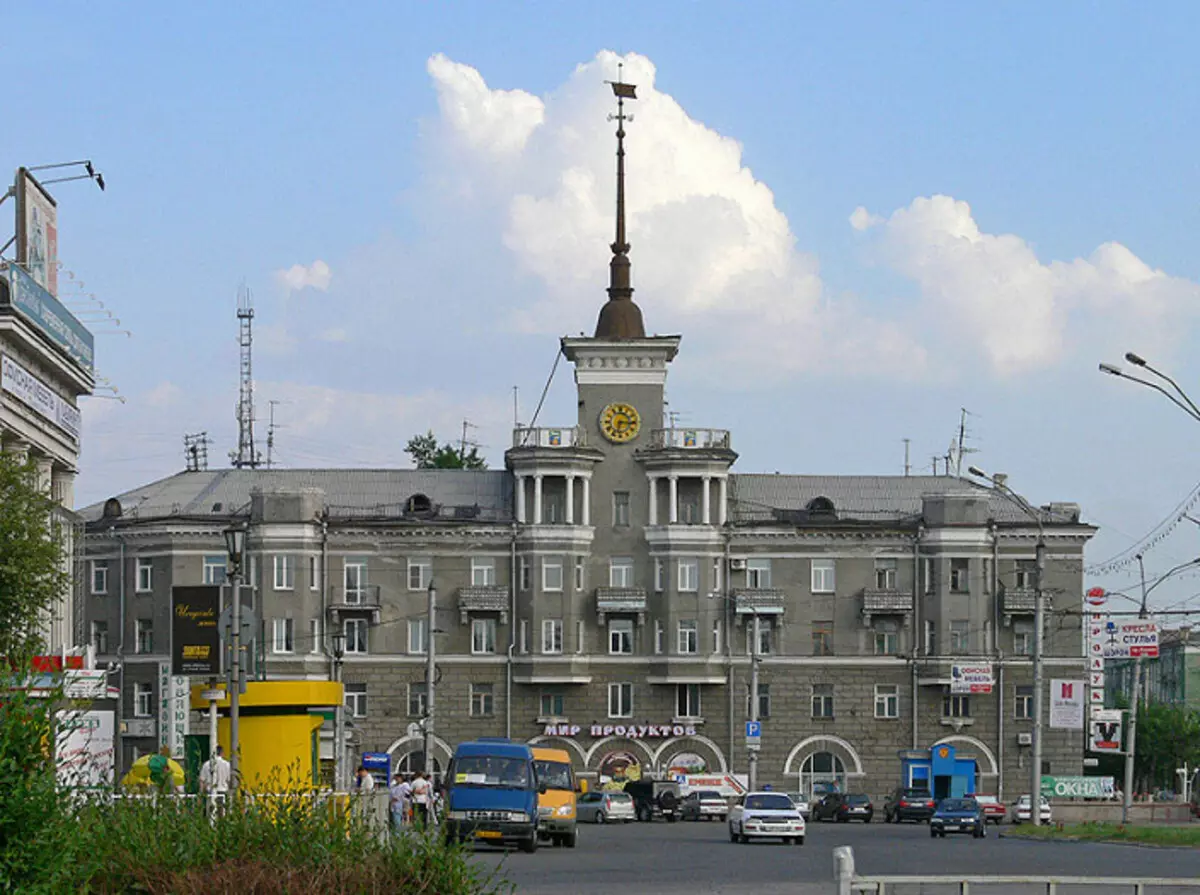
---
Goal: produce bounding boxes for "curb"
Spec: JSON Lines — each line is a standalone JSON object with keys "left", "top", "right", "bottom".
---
{"left": 999, "top": 831, "right": 1200, "bottom": 850}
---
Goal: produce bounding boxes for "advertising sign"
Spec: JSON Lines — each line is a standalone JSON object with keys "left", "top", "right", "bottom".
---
{"left": 676, "top": 773, "right": 747, "bottom": 797}
{"left": 168, "top": 676, "right": 190, "bottom": 758}
{"left": 158, "top": 662, "right": 171, "bottom": 751}
{"left": 1049, "top": 680, "right": 1085, "bottom": 730}
{"left": 1090, "top": 709, "right": 1123, "bottom": 753}
{"left": 1040, "top": 775, "right": 1114, "bottom": 799}
{"left": 362, "top": 751, "right": 391, "bottom": 787}
{"left": 55, "top": 709, "right": 114, "bottom": 788}
{"left": 0, "top": 354, "right": 81, "bottom": 441}
{"left": 950, "top": 663, "right": 994, "bottom": 694}
{"left": 15, "top": 168, "right": 57, "bottom": 296}
{"left": 5, "top": 265, "right": 95, "bottom": 372}
{"left": 171, "top": 585, "right": 222, "bottom": 676}
{"left": 1089, "top": 618, "right": 1159, "bottom": 659}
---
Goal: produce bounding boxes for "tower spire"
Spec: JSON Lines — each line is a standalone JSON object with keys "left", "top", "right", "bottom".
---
{"left": 594, "top": 62, "right": 646, "bottom": 340}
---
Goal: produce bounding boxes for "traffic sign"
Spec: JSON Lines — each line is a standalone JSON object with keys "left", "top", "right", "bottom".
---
{"left": 745, "top": 720, "right": 761, "bottom": 748}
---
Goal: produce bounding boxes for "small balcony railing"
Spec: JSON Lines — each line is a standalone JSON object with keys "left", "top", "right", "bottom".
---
{"left": 862, "top": 588, "right": 914, "bottom": 621}
{"left": 647, "top": 428, "right": 732, "bottom": 450}
{"left": 512, "top": 426, "right": 585, "bottom": 448}
{"left": 732, "top": 588, "right": 786, "bottom": 619}
{"left": 457, "top": 586, "right": 510, "bottom": 624}
{"left": 596, "top": 587, "right": 647, "bottom": 623}
{"left": 1001, "top": 588, "right": 1053, "bottom": 622}
{"left": 328, "top": 585, "right": 381, "bottom": 623}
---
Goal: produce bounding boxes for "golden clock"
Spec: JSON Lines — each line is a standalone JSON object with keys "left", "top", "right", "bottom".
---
{"left": 599, "top": 402, "right": 640, "bottom": 443}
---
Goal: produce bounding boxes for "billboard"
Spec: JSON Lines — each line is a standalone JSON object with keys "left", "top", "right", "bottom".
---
{"left": 1089, "top": 618, "right": 1159, "bottom": 659}
{"left": 56, "top": 709, "right": 114, "bottom": 789}
{"left": 171, "top": 585, "right": 222, "bottom": 676}
{"left": 0, "top": 354, "right": 81, "bottom": 441}
{"left": 15, "top": 168, "right": 57, "bottom": 297}
{"left": 4, "top": 265, "right": 95, "bottom": 372}
{"left": 950, "top": 663, "right": 993, "bottom": 694}
{"left": 1049, "top": 679, "right": 1085, "bottom": 730}
{"left": 1090, "top": 709, "right": 1123, "bottom": 753}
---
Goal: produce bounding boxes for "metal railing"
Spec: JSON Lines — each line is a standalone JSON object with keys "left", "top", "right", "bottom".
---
{"left": 648, "top": 427, "right": 731, "bottom": 449}
{"left": 512, "top": 426, "right": 584, "bottom": 448}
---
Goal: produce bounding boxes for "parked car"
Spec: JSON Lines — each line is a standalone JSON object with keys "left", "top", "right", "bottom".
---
{"left": 728, "top": 792, "right": 805, "bottom": 845}
{"left": 625, "top": 779, "right": 682, "bottom": 822}
{"left": 1010, "top": 795, "right": 1052, "bottom": 825}
{"left": 930, "top": 797, "right": 986, "bottom": 839}
{"left": 576, "top": 790, "right": 635, "bottom": 824}
{"left": 883, "top": 787, "right": 936, "bottom": 823}
{"left": 680, "top": 790, "right": 728, "bottom": 822}
{"left": 786, "top": 793, "right": 811, "bottom": 819}
{"left": 972, "top": 794, "right": 1006, "bottom": 825}
{"left": 813, "top": 792, "right": 874, "bottom": 823}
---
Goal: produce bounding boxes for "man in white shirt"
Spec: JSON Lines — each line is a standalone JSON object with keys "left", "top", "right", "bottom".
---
{"left": 356, "top": 765, "right": 377, "bottom": 793}
{"left": 410, "top": 771, "right": 431, "bottom": 827}
{"left": 199, "top": 745, "right": 231, "bottom": 815}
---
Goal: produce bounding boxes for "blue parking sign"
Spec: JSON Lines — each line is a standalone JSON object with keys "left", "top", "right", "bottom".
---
{"left": 745, "top": 721, "right": 761, "bottom": 738}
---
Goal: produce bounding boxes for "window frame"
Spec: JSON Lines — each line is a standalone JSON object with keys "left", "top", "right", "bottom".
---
{"left": 345, "top": 682, "right": 367, "bottom": 718}
{"left": 471, "top": 617, "right": 497, "bottom": 655}
{"left": 407, "top": 618, "right": 428, "bottom": 655}
{"left": 271, "top": 617, "right": 295, "bottom": 654}
{"left": 540, "top": 692, "right": 565, "bottom": 718}
{"left": 574, "top": 557, "right": 585, "bottom": 591}
{"left": 202, "top": 556, "right": 227, "bottom": 586}
{"left": 90, "top": 560, "right": 109, "bottom": 595}
{"left": 613, "top": 491, "right": 631, "bottom": 528}
{"left": 609, "top": 557, "right": 634, "bottom": 588}
{"left": 874, "top": 558, "right": 898, "bottom": 590}
{"left": 542, "top": 557, "right": 564, "bottom": 592}
{"left": 309, "top": 555, "right": 320, "bottom": 590}
{"left": 608, "top": 682, "right": 633, "bottom": 719}
{"left": 811, "top": 683, "right": 835, "bottom": 719}
{"left": 874, "top": 684, "right": 899, "bottom": 719}
{"left": 746, "top": 558, "right": 772, "bottom": 589}
{"left": 541, "top": 618, "right": 563, "bottom": 655}
{"left": 407, "top": 556, "right": 432, "bottom": 591}
{"left": 1015, "top": 685, "right": 1033, "bottom": 720}
{"left": 943, "top": 690, "right": 971, "bottom": 718}
{"left": 91, "top": 620, "right": 108, "bottom": 654}
{"left": 677, "top": 619, "right": 698, "bottom": 655}
{"left": 675, "top": 683, "right": 701, "bottom": 719}
{"left": 135, "top": 619, "right": 153, "bottom": 654}
{"left": 654, "top": 558, "right": 665, "bottom": 592}
{"left": 811, "top": 559, "right": 836, "bottom": 594}
{"left": 133, "top": 682, "right": 153, "bottom": 718}
{"left": 272, "top": 555, "right": 294, "bottom": 590}
{"left": 608, "top": 618, "right": 634, "bottom": 655}
{"left": 949, "top": 620, "right": 970, "bottom": 655}
{"left": 520, "top": 557, "right": 531, "bottom": 591}
{"left": 470, "top": 683, "right": 495, "bottom": 717}
{"left": 344, "top": 618, "right": 368, "bottom": 655}
{"left": 407, "top": 683, "right": 427, "bottom": 717}
{"left": 135, "top": 558, "right": 153, "bottom": 593}
{"left": 950, "top": 558, "right": 970, "bottom": 593}
{"left": 873, "top": 626, "right": 898, "bottom": 656}
{"left": 677, "top": 558, "right": 699, "bottom": 593}
{"left": 344, "top": 558, "right": 368, "bottom": 601}
{"left": 811, "top": 620, "right": 833, "bottom": 657}
{"left": 310, "top": 617, "right": 322, "bottom": 654}
{"left": 747, "top": 683, "right": 771, "bottom": 719}
{"left": 711, "top": 619, "right": 722, "bottom": 654}
{"left": 471, "top": 557, "right": 496, "bottom": 587}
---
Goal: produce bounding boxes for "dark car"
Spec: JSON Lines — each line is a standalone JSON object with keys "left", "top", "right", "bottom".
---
{"left": 624, "top": 779, "right": 682, "bottom": 822}
{"left": 680, "top": 790, "right": 728, "bottom": 822}
{"left": 883, "top": 787, "right": 936, "bottom": 823}
{"left": 813, "top": 792, "right": 873, "bottom": 823}
{"left": 930, "top": 797, "right": 986, "bottom": 839}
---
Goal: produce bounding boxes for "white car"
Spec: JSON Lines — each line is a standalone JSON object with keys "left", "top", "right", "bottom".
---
{"left": 1010, "top": 795, "right": 1052, "bottom": 824}
{"left": 728, "top": 792, "right": 806, "bottom": 845}
{"left": 577, "top": 790, "right": 636, "bottom": 823}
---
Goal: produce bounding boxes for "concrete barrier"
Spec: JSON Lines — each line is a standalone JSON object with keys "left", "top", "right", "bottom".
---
{"left": 1049, "top": 801, "right": 1192, "bottom": 824}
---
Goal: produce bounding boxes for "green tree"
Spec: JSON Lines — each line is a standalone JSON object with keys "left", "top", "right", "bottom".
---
{"left": 404, "top": 431, "right": 487, "bottom": 470}
{"left": 1134, "top": 701, "right": 1200, "bottom": 792}
{"left": 0, "top": 452, "right": 71, "bottom": 659}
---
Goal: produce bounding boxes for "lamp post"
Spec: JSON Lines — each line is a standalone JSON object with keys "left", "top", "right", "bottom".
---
{"left": 222, "top": 524, "right": 246, "bottom": 793}
{"left": 709, "top": 591, "right": 760, "bottom": 791}
{"left": 331, "top": 632, "right": 346, "bottom": 791}
{"left": 424, "top": 580, "right": 437, "bottom": 780}
{"left": 968, "top": 467, "right": 1045, "bottom": 825}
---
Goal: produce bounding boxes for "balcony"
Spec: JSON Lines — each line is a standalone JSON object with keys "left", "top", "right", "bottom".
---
{"left": 732, "top": 588, "right": 786, "bottom": 620}
{"left": 457, "top": 586, "right": 510, "bottom": 624}
{"left": 647, "top": 428, "right": 731, "bottom": 450}
{"left": 512, "top": 426, "right": 585, "bottom": 448}
{"left": 328, "top": 585, "right": 381, "bottom": 624}
{"left": 1002, "top": 588, "right": 1053, "bottom": 623}
{"left": 596, "top": 587, "right": 647, "bottom": 624}
{"left": 862, "top": 588, "right": 914, "bottom": 624}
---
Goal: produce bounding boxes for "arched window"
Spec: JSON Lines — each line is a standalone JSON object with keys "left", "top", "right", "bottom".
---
{"left": 806, "top": 496, "right": 836, "bottom": 519}
{"left": 406, "top": 494, "right": 432, "bottom": 514}
{"left": 799, "top": 750, "right": 846, "bottom": 799}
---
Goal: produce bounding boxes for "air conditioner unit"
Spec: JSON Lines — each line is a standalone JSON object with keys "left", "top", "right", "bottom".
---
{"left": 729, "top": 559, "right": 747, "bottom": 571}
{"left": 1017, "top": 732, "right": 1033, "bottom": 746}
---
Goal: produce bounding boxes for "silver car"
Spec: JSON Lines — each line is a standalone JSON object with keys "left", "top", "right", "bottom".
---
{"left": 577, "top": 790, "right": 636, "bottom": 823}
{"left": 786, "top": 792, "right": 811, "bottom": 819}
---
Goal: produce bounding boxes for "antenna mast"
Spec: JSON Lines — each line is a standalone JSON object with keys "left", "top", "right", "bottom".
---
{"left": 232, "top": 286, "right": 261, "bottom": 469}
{"left": 183, "top": 432, "right": 211, "bottom": 472}
{"left": 266, "top": 400, "right": 283, "bottom": 469}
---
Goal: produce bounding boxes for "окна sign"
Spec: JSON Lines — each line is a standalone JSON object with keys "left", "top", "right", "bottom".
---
{"left": 542, "top": 722, "right": 698, "bottom": 739}
{"left": 1040, "top": 775, "right": 1114, "bottom": 799}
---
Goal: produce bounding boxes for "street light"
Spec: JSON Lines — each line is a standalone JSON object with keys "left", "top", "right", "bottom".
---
{"left": 1098, "top": 355, "right": 1200, "bottom": 423}
{"left": 425, "top": 580, "right": 437, "bottom": 780}
{"left": 222, "top": 524, "right": 247, "bottom": 793}
{"left": 709, "top": 591, "right": 761, "bottom": 791}
{"left": 967, "top": 466, "right": 1046, "bottom": 825}
{"left": 331, "top": 632, "right": 346, "bottom": 790}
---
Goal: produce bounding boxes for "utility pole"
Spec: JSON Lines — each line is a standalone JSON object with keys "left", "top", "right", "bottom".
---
{"left": 331, "top": 633, "right": 346, "bottom": 790}
{"left": 749, "top": 609, "right": 761, "bottom": 792}
{"left": 222, "top": 526, "right": 246, "bottom": 794}
{"left": 1032, "top": 533, "right": 1046, "bottom": 825}
{"left": 424, "top": 580, "right": 437, "bottom": 779}
{"left": 1122, "top": 554, "right": 1149, "bottom": 824}
{"left": 903, "top": 438, "right": 911, "bottom": 477}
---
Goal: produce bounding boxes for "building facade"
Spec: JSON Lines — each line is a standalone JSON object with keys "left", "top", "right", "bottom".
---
{"left": 1106, "top": 628, "right": 1200, "bottom": 713}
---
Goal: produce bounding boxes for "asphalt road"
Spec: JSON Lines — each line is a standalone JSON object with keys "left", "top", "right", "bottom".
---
{"left": 469, "top": 818, "right": 1200, "bottom": 895}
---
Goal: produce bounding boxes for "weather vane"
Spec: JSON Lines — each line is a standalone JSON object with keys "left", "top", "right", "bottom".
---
{"left": 605, "top": 61, "right": 637, "bottom": 255}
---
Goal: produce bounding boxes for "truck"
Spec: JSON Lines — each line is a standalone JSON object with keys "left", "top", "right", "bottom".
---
{"left": 443, "top": 738, "right": 542, "bottom": 853}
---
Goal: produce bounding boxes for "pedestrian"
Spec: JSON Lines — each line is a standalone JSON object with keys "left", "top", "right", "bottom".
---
{"left": 400, "top": 773, "right": 414, "bottom": 824}
{"left": 148, "top": 745, "right": 174, "bottom": 794}
{"left": 355, "top": 765, "right": 376, "bottom": 793}
{"left": 410, "top": 770, "right": 431, "bottom": 828}
{"left": 389, "top": 773, "right": 407, "bottom": 832}
{"left": 199, "top": 745, "right": 231, "bottom": 814}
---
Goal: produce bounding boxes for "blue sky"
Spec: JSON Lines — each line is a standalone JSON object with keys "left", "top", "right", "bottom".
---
{"left": 6, "top": 2, "right": 1200, "bottom": 613}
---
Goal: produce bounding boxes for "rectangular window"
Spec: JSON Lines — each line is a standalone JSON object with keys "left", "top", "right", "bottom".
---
{"left": 924, "top": 619, "right": 937, "bottom": 655}
{"left": 950, "top": 558, "right": 970, "bottom": 593}
{"left": 520, "top": 558, "right": 531, "bottom": 591}
{"left": 609, "top": 557, "right": 634, "bottom": 588}
{"left": 1015, "top": 561, "right": 1036, "bottom": 590}
{"left": 309, "top": 555, "right": 320, "bottom": 590}
{"left": 609, "top": 619, "right": 634, "bottom": 655}
{"left": 1015, "top": 685, "right": 1033, "bottom": 720}
{"left": 310, "top": 618, "right": 322, "bottom": 654}
{"left": 747, "top": 621, "right": 773, "bottom": 656}
{"left": 470, "top": 683, "right": 495, "bottom": 717}
{"left": 747, "top": 683, "right": 771, "bottom": 719}
{"left": 654, "top": 620, "right": 664, "bottom": 655}
{"left": 408, "top": 683, "right": 427, "bottom": 717}
{"left": 540, "top": 693, "right": 565, "bottom": 718}
{"left": 202, "top": 556, "right": 227, "bottom": 586}
{"left": 471, "top": 557, "right": 496, "bottom": 587}
{"left": 676, "top": 683, "right": 701, "bottom": 719}
{"left": 811, "top": 683, "right": 834, "bottom": 718}
{"left": 133, "top": 682, "right": 153, "bottom": 718}
{"left": 982, "top": 558, "right": 992, "bottom": 594}
{"left": 344, "top": 558, "right": 367, "bottom": 602}
{"left": 875, "top": 684, "right": 899, "bottom": 719}
{"left": 136, "top": 558, "right": 152, "bottom": 593}
{"left": 677, "top": 619, "right": 698, "bottom": 654}
{"left": 812, "top": 620, "right": 833, "bottom": 657}
{"left": 679, "top": 495, "right": 700, "bottom": 524}
{"left": 613, "top": 491, "right": 631, "bottom": 527}
{"left": 471, "top": 618, "right": 497, "bottom": 654}
{"left": 544, "top": 492, "right": 564, "bottom": 523}
{"left": 91, "top": 620, "right": 108, "bottom": 654}
{"left": 654, "top": 559, "right": 665, "bottom": 592}
{"left": 407, "top": 557, "right": 432, "bottom": 591}
{"left": 575, "top": 620, "right": 584, "bottom": 654}
{"left": 811, "top": 559, "right": 836, "bottom": 594}
{"left": 950, "top": 620, "right": 970, "bottom": 654}
{"left": 574, "top": 557, "right": 585, "bottom": 591}
{"left": 273, "top": 555, "right": 294, "bottom": 590}
{"left": 711, "top": 619, "right": 722, "bottom": 654}
{"left": 874, "top": 558, "right": 898, "bottom": 590}
{"left": 923, "top": 558, "right": 935, "bottom": 594}
{"left": 542, "top": 619, "right": 563, "bottom": 655}
{"left": 746, "top": 558, "right": 772, "bottom": 589}
{"left": 344, "top": 618, "right": 368, "bottom": 655}
{"left": 677, "top": 558, "right": 699, "bottom": 592}
{"left": 135, "top": 619, "right": 153, "bottom": 654}
{"left": 943, "top": 690, "right": 971, "bottom": 718}
{"left": 1013, "top": 621, "right": 1033, "bottom": 656}
{"left": 407, "top": 619, "right": 428, "bottom": 654}
{"left": 542, "top": 557, "right": 564, "bottom": 592}
{"left": 90, "top": 560, "right": 109, "bottom": 594}
{"left": 712, "top": 558, "right": 722, "bottom": 593}
{"left": 874, "top": 625, "right": 898, "bottom": 656}
{"left": 519, "top": 619, "right": 529, "bottom": 654}
{"left": 272, "top": 618, "right": 295, "bottom": 654}
{"left": 345, "top": 682, "right": 367, "bottom": 718}
{"left": 608, "top": 682, "right": 633, "bottom": 718}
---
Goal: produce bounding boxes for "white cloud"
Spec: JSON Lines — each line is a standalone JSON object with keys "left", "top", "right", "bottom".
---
{"left": 317, "top": 327, "right": 349, "bottom": 343}
{"left": 853, "top": 195, "right": 1200, "bottom": 375}
{"left": 275, "top": 259, "right": 332, "bottom": 293}
{"left": 144, "top": 381, "right": 183, "bottom": 408}
{"left": 422, "top": 51, "right": 922, "bottom": 380}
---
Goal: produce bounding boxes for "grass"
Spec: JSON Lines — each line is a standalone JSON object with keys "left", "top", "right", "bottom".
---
{"left": 1004, "top": 821, "right": 1200, "bottom": 847}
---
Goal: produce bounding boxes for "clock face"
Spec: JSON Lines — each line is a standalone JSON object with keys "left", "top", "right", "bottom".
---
{"left": 599, "top": 402, "right": 641, "bottom": 443}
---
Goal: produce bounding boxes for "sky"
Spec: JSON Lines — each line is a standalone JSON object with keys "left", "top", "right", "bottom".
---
{"left": 6, "top": 2, "right": 1200, "bottom": 615}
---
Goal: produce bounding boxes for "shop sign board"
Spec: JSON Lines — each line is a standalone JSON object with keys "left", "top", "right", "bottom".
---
{"left": 950, "top": 663, "right": 993, "bottom": 694}
{"left": 542, "top": 722, "right": 699, "bottom": 739}
{"left": 1089, "top": 619, "right": 1159, "bottom": 659}
{"left": 1040, "top": 775, "right": 1114, "bottom": 799}
{"left": 55, "top": 709, "right": 114, "bottom": 788}
{"left": 171, "top": 585, "right": 221, "bottom": 676}
{"left": 1049, "top": 680, "right": 1085, "bottom": 730}
{"left": 1090, "top": 710, "right": 1123, "bottom": 753}
{"left": 0, "top": 353, "right": 81, "bottom": 441}
{"left": 4, "top": 264, "right": 94, "bottom": 372}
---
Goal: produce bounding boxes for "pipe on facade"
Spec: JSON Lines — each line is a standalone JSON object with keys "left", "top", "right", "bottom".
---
{"left": 320, "top": 510, "right": 330, "bottom": 658}
{"left": 116, "top": 530, "right": 126, "bottom": 772}
{"left": 507, "top": 523, "right": 517, "bottom": 740}
{"left": 911, "top": 526, "right": 921, "bottom": 750}
{"left": 992, "top": 521, "right": 1004, "bottom": 800}
{"left": 724, "top": 533, "right": 734, "bottom": 773}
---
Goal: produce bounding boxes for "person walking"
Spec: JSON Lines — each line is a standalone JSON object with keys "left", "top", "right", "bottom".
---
{"left": 355, "top": 765, "right": 376, "bottom": 793}
{"left": 389, "top": 773, "right": 408, "bottom": 832}
{"left": 199, "top": 745, "right": 231, "bottom": 815}
{"left": 410, "top": 771, "right": 431, "bottom": 828}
